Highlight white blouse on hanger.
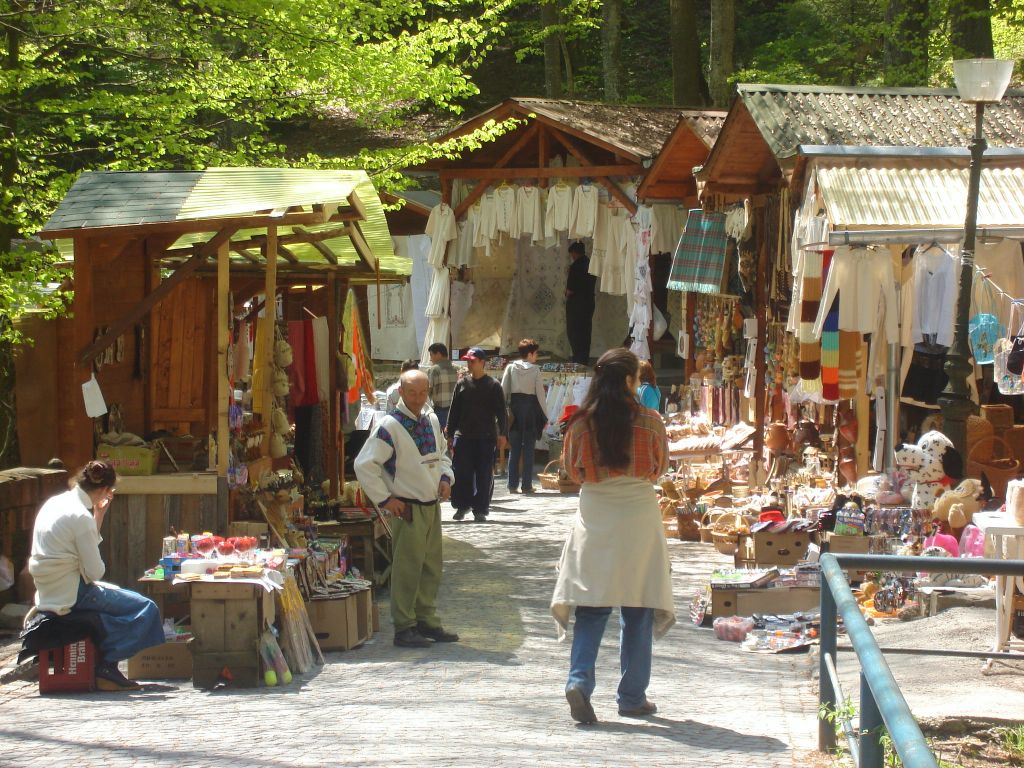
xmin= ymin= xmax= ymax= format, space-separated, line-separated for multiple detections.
xmin=811 ymin=246 xmax=898 ymax=339
xmin=569 ymin=184 xmax=599 ymax=239
xmin=544 ymin=183 xmax=573 ymax=238
xmin=494 ymin=185 xmax=519 ymax=239
xmin=910 ymin=243 xmax=958 ymax=346
xmin=424 ymin=203 xmax=457 ymax=268
xmin=517 ymin=186 xmax=544 ymax=243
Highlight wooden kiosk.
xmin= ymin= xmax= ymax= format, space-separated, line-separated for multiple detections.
xmin=32 ymin=168 xmax=404 ymax=584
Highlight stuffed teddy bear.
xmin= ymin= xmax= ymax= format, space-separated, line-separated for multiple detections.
xmin=930 ymin=478 xmax=985 ymax=536
xmin=894 ymin=430 xmax=964 ymax=511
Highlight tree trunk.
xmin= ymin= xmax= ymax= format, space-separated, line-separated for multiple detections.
xmin=602 ymin=0 xmax=622 ymax=103
xmin=670 ymin=0 xmax=705 ymax=107
xmin=708 ymin=0 xmax=735 ymax=107
xmin=542 ymin=0 xmax=562 ymax=98
xmin=949 ymin=0 xmax=994 ymax=58
xmin=884 ymin=0 xmax=930 ymax=86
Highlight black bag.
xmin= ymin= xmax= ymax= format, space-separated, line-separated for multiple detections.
xmin=1007 ymin=336 xmax=1024 ymax=376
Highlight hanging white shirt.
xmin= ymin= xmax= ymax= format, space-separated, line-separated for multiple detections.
xmin=569 ymin=184 xmax=599 ymax=239
xmin=424 ymin=203 xmax=457 ymax=268
xmin=494 ymin=185 xmax=519 ymax=239
xmin=812 ymin=246 xmax=898 ymax=339
xmin=517 ymin=186 xmax=544 ymax=243
xmin=545 ymin=183 xmax=573 ymax=238
xmin=910 ymin=244 xmax=958 ymax=346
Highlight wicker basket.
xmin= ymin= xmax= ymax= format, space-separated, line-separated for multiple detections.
xmin=966 ymin=415 xmax=995 ymax=463
xmin=676 ymin=508 xmax=702 ymax=542
xmin=712 ymin=530 xmax=739 ymax=555
xmin=982 ymin=403 xmax=1015 ymax=434
xmin=538 ymin=460 xmax=581 ymax=494
xmin=967 ymin=435 xmax=1021 ymax=499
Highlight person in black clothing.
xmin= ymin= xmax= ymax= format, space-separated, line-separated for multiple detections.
xmin=565 ymin=241 xmax=597 ymax=365
xmin=446 ymin=347 xmax=508 ymax=522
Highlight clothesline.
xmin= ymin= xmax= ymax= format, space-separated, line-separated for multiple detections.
xmin=974 ymin=265 xmax=1021 ymax=307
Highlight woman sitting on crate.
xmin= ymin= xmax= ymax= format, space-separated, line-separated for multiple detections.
xmin=551 ymin=348 xmax=675 ymax=725
xmin=26 ymin=460 xmax=164 ymax=690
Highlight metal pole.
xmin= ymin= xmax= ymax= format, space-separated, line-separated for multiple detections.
xmin=938 ymin=103 xmax=986 ymax=458
xmin=860 ymin=671 xmax=885 ymax=768
xmin=819 ymin=574 xmax=838 ymax=753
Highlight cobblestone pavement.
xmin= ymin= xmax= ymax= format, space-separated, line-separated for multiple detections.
xmin=0 ymin=486 xmax=824 ymax=768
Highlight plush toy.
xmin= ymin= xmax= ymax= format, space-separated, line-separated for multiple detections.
xmin=893 ymin=430 xmax=964 ymax=511
xmin=931 ymin=478 xmax=985 ymax=535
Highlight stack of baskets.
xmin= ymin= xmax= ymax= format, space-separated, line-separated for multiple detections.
xmin=708 ymin=510 xmax=751 ymax=555
xmin=538 ymin=459 xmax=581 ymax=494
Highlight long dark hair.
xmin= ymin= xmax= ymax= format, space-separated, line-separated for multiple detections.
xmin=571 ymin=348 xmax=639 ymax=469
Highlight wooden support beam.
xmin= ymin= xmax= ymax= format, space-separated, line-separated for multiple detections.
xmin=494 ymin=122 xmax=540 ymax=168
xmin=216 ymin=240 xmax=230 ymax=477
xmin=77 ymin=225 xmax=238 ymax=363
xmin=347 ymin=222 xmax=375 ymax=271
xmin=291 ymin=225 xmax=350 ymax=244
xmin=276 ymin=245 xmax=300 ymax=264
xmin=305 ymin=236 xmax=339 ymax=265
xmin=598 ymin=178 xmax=638 ymax=216
xmin=440 ymin=164 xmax=644 ymax=179
xmin=231 ymin=247 xmax=261 ymax=263
xmin=43 ymin=212 xmax=334 ymax=241
xmin=453 ymin=181 xmax=492 ymax=221
xmin=346 ymin=190 xmax=368 ymax=224
xmin=327 ymin=272 xmax=339 ymax=498
xmin=261 ymin=226 xmax=278 ymax=458
xmin=548 ymin=127 xmax=593 ymax=166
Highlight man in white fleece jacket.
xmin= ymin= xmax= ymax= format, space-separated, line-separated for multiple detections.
xmin=354 ymin=369 xmax=459 ymax=648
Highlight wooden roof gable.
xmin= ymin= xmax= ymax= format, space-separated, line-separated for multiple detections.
xmin=635 ymin=109 xmax=727 ymax=202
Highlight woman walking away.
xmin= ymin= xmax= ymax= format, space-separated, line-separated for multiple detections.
xmin=551 ymin=348 xmax=675 ymax=724
xmin=501 ymin=338 xmax=548 ymax=494
xmin=636 ymin=360 xmax=662 ymax=412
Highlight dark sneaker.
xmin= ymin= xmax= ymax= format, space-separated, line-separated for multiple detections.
xmin=453 ymin=508 xmax=469 ymax=521
xmin=95 ymin=662 xmax=141 ymax=691
xmin=618 ymin=700 xmax=657 ymax=717
xmin=394 ymin=628 xmax=433 ymax=648
xmin=473 ymin=515 xmax=488 ymax=523
xmin=416 ymin=624 xmax=459 ymax=643
xmin=507 ymin=487 xmax=519 ymax=494
xmin=566 ymin=686 xmax=597 ymax=724
xmin=521 ymin=487 xmax=536 ymax=494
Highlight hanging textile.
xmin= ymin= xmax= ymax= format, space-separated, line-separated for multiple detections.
xmin=651 ymin=204 xmax=685 ymax=256
xmin=501 ymin=237 xmax=571 ymax=358
xmin=599 ymin=209 xmax=627 ymax=296
xmin=252 ymin=315 xmax=271 ymax=419
xmin=368 ymin=282 xmax=419 ymax=361
xmin=449 ymin=280 xmax=475 ymax=347
xmin=232 ymin=321 xmax=251 ymax=382
xmin=344 ymin=289 xmax=375 ymax=405
xmin=287 ymin=320 xmax=308 ymax=406
xmin=425 ymin=266 xmax=450 ymax=317
xmin=517 ymin=185 xmax=544 ymax=244
xmin=797 ymin=250 xmax=824 ymax=394
xmin=420 ymin=316 xmax=451 ymax=366
xmin=449 ymin=219 xmax=474 ymax=268
xmin=425 ymin=203 xmax=457 ymax=268
xmin=494 ymin=184 xmax=519 ymax=239
xmin=629 ymin=214 xmax=653 ymax=361
xmin=454 ymin=278 xmax=510 ymax=349
xmin=975 ymin=239 xmax=1024 ymax=331
xmin=837 ymin=330 xmax=864 ymax=400
xmin=569 ymin=184 xmax=599 ymax=239
xmin=812 ymin=246 xmax=898 ymax=338
xmin=311 ymin=316 xmax=329 ymax=403
xmin=666 ymin=209 xmax=728 ymax=293
xmin=910 ymin=243 xmax=958 ymax=346
xmin=401 ymin=235 xmax=432 ymax=353
xmin=544 ymin=183 xmax=573 ymax=238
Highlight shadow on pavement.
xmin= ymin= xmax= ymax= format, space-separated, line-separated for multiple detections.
xmin=583 ymin=716 xmax=788 ymax=751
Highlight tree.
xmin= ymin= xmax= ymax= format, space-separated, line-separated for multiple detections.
xmin=709 ymin=0 xmax=736 ymax=107
xmin=670 ymin=0 xmax=707 ymax=106
xmin=602 ymin=0 xmax=623 ymax=102
xmin=884 ymin=0 xmax=931 ymax=86
xmin=950 ymin=0 xmax=995 ymax=57
xmin=542 ymin=0 xmax=564 ymax=96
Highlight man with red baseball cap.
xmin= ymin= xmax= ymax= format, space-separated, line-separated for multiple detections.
xmin=446 ymin=347 xmax=508 ymax=522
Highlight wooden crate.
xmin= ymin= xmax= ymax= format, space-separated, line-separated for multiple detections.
xmin=190 ymin=582 xmax=275 ymax=688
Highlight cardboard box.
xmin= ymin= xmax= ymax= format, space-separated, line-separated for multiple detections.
xmin=738 ymin=530 xmax=812 ymax=567
xmin=96 ymin=443 xmax=160 ymax=476
xmin=824 ymin=533 xmax=870 ymax=581
xmin=711 ymin=586 xmax=820 ymax=617
xmin=306 ymin=595 xmax=361 ymax=651
xmin=127 ymin=641 xmax=192 ymax=680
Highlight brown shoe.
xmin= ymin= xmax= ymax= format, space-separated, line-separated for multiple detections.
xmin=416 ymin=624 xmax=459 ymax=642
xmin=618 ymin=700 xmax=657 ymax=717
xmin=566 ymin=686 xmax=597 ymax=724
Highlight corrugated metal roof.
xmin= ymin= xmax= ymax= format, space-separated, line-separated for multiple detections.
xmin=43 ymin=168 xmax=403 ymax=274
xmin=738 ymin=84 xmax=1024 ymax=160
xmin=817 ymin=165 xmax=1024 ymax=228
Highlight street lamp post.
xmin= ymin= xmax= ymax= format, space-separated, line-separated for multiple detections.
xmin=939 ymin=58 xmax=1014 ymax=460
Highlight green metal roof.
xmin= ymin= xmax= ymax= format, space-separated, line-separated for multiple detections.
xmin=43 ymin=168 xmax=404 ymax=275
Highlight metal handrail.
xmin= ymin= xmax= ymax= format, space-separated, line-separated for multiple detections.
xmin=819 ymin=553 xmax=1024 ymax=768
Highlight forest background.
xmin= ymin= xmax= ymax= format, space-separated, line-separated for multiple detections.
xmin=0 ymin=0 xmax=1022 ymax=464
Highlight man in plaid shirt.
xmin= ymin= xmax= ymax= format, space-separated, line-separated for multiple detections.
xmin=427 ymin=343 xmax=459 ymax=430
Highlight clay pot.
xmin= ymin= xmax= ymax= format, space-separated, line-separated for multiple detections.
xmin=765 ymin=422 xmax=790 ymax=452
xmin=793 ymin=419 xmax=821 ymax=449
xmin=838 ymin=410 xmax=858 ymax=444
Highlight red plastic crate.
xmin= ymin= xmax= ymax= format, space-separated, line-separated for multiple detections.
xmin=39 ymin=639 xmax=96 ymax=693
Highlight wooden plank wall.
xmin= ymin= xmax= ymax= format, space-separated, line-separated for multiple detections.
xmin=100 ymin=492 xmax=221 ymax=586
xmin=150 ymin=275 xmax=212 ymax=438
xmin=13 ymin=316 xmax=59 ymax=467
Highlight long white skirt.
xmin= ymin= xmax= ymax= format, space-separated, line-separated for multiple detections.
xmin=551 ymin=476 xmax=676 ymax=641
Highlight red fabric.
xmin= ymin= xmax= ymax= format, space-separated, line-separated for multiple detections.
xmin=287 ymin=320 xmax=307 ymax=406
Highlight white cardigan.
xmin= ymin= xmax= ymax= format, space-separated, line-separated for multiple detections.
xmin=812 ymin=246 xmax=899 ymax=339
xmin=28 ymin=487 xmax=105 ymax=615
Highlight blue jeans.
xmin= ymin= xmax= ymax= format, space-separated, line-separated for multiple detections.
xmin=434 ymin=406 xmax=450 ymax=431
xmin=566 ymin=606 xmax=654 ymax=708
xmin=74 ymin=580 xmax=165 ymax=664
xmin=507 ymin=395 xmax=538 ymax=492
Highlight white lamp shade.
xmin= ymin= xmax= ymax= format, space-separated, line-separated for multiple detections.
xmin=953 ymin=59 xmax=1014 ymax=103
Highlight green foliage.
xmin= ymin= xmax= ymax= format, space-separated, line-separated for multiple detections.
xmin=1000 ymin=722 xmax=1024 ymax=762
xmin=0 ymin=0 xmax=515 ymax=346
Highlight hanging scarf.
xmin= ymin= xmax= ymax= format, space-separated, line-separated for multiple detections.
xmin=798 ymin=250 xmax=824 ymax=392
xmin=838 ymin=330 xmax=864 ymax=400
